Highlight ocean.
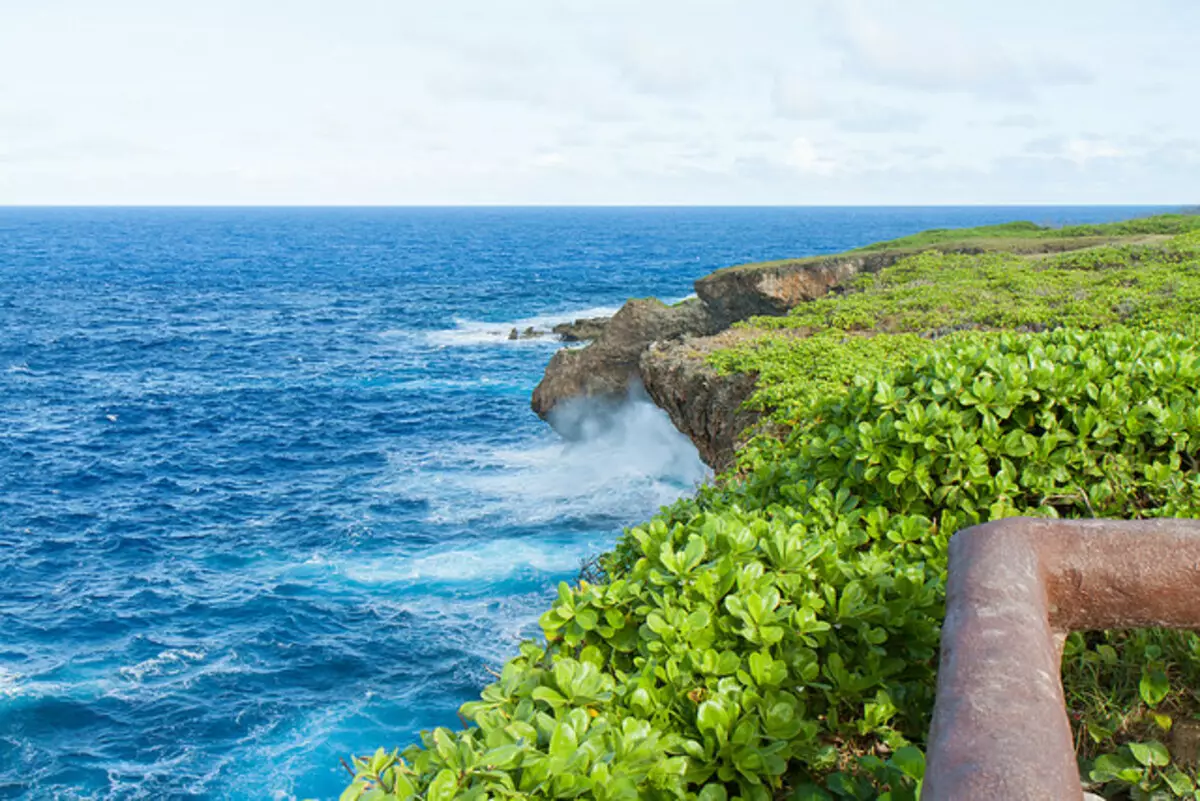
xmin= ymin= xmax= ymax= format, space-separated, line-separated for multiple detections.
xmin=0 ymin=206 xmax=1171 ymax=799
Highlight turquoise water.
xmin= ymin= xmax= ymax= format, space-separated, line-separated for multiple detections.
xmin=0 ymin=206 xmax=1171 ymax=799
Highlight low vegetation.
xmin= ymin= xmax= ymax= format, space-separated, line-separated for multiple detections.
xmin=852 ymin=212 xmax=1200 ymax=252
xmin=342 ymin=218 xmax=1200 ymax=800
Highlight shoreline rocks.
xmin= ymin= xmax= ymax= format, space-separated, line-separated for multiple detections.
xmin=552 ymin=316 xmax=609 ymax=342
xmin=506 ymin=316 xmax=612 ymax=343
xmin=531 ymin=251 xmax=909 ymax=467
xmin=531 ymin=298 xmax=715 ymax=428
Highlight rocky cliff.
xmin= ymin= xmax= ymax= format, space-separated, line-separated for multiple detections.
xmin=532 ymin=229 xmax=1144 ymax=467
xmin=531 ymin=250 xmax=908 ymax=467
xmin=693 ymin=251 xmax=905 ymax=328
xmin=530 ymin=297 xmax=715 ymax=429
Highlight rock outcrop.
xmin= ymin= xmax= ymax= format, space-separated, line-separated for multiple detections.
xmin=552 ymin=316 xmax=609 ymax=342
xmin=639 ymin=334 xmax=762 ymax=471
xmin=694 ymin=251 xmax=903 ymax=328
xmin=532 ymin=250 xmax=914 ymax=465
xmin=531 ymin=298 xmax=714 ymax=432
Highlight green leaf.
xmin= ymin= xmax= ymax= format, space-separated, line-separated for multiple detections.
xmin=1090 ymin=752 xmax=1142 ymax=783
xmin=1128 ymin=740 xmax=1170 ymax=767
xmin=531 ymin=686 xmax=567 ymax=708
xmin=697 ymin=700 xmax=729 ymax=734
xmin=426 ymin=769 xmax=458 ymax=801
xmin=549 ymin=721 xmax=578 ymax=759
xmin=431 ymin=728 xmax=456 ymax=765
xmin=890 ymin=746 xmax=925 ymax=781
xmin=575 ymin=608 xmax=599 ymax=630
xmin=1140 ymin=667 xmax=1170 ymax=708
xmin=391 ymin=774 xmax=417 ymax=799
xmin=1163 ymin=767 xmax=1196 ymax=795
xmin=339 ymin=780 xmax=369 ymax=801
xmin=481 ymin=744 xmax=523 ymax=769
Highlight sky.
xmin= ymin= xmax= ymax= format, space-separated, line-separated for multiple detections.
xmin=1 ymin=0 xmax=1197 ymax=205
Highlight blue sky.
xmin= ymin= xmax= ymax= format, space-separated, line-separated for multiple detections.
xmin=1 ymin=0 xmax=1196 ymax=204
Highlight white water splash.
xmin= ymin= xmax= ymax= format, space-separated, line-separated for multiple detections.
xmin=392 ymin=389 xmax=707 ymax=529
xmin=424 ymin=303 xmax=622 ymax=348
xmin=423 ymin=296 xmax=696 ymax=348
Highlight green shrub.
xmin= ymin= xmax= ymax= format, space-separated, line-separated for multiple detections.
xmin=715 ymin=232 xmax=1200 ymax=427
xmin=854 ymin=213 xmax=1200 ymax=252
xmin=342 ymin=326 xmax=1200 ymax=801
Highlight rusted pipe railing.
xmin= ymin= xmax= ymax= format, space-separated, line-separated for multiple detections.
xmin=924 ymin=517 xmax=1200 ymax=800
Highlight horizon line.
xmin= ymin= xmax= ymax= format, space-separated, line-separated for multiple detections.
xmin=0 ymin=202 xmax=1191 ymax=210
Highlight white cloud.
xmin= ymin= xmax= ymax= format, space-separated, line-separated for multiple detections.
xmin=531 ymin=152 xmax=568 ymax=169
xmin=771 ymin=75 xmax=834 ymax=120
xmin=784 ymin=137 xmax=839 ymax=175
xmin=617 ymin=37 xmax=711 ymax=95
xmin=995 ymin=113 xmax=1041 ymax=129
xmin=772 ymin=74 xmax=925 ymax=133
xmin=1024 ymin=135 xmax=1124 ymax=165
xmin=0 ymin=0 xmax=1195 ymax=204
xmin=825 ymin=1 xmax=1091 ymax=101
xmin=1064 ymin=138 xmax=1123 ymax=165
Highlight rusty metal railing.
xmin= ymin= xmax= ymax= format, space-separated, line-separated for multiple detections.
xmin=924 ymin=517 xmax=1200 ymax=800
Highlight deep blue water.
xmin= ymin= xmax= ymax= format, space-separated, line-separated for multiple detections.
xmin=0 ymin=206 xmax=1173 ymax=799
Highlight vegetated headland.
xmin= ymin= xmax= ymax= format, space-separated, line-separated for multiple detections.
xmin=344 ymin=211 xmax=1200 ymax=800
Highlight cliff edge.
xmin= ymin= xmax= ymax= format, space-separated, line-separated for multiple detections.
xmin=531 ymin=250 xmax=901 ymax=467
xmin=532 ymin=219 xmax=1192 ymax=469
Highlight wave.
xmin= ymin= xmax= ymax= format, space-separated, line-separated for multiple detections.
xmin=116 ymin=648 xmax=208 ymax=685
xmin=338 ymin=539 xmax=585 ymax=585
xmin=424 ymin=303 xmax=620 ymax=348
xmin=0 ymin=667 xmax=72 ymax=702
xmin=387 ymin=389 xmax=708 ymax=529
xmin=423 ymin=296 xmax=695 ymax=348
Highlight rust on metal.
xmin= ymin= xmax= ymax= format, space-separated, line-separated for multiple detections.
xmin=924 ymin=517 xmax=1200 ymax=801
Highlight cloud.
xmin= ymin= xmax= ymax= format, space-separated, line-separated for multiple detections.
xmin=772 ymin=73 xmax=925 ymax=133
xmin=530 ymin=151 xmax=567 ymax=169
xmin=1063 ymin=138 xmax=1123 ymax=165
xmin=995 ymin=113 xmax=1041 ymax=128
xmin=617 ymin=37 xmax=711 ymax=95
xmin=0 ymin=135 xmax=164 ymax=165
xmin=1024 ymin=135 xmax=1124 ymax=165
xmin=825 ymin=1 xmax=1092 ymax=101
xmin=1023 ymin=135 xmax=1065 ymax=155
xmin=894 ymin=144 xmax=943 ymax=160
xmin=835 ymin=106 xmax=926 ymax=133
xmin=783 ymin=137 xmax=839 ymax=175
xmin=771 ymin=75 xmax=834 ymax=120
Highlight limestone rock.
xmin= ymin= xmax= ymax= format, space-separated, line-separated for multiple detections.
xmin=639 ymin=335 xmax=762 ymax=472
xmin=694 ymin=251 xmax=903 ymax=328
xmin=531 ymin=298 xmax=714 ymax=430
xmin=551 ymin=316 xmax=609 ymax=342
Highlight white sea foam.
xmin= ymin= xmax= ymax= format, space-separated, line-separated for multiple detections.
xmin=424 ymin=304 xmax=620 ymax=348
xmin=0 ymin=668 xmax=22 ymax=697
xmin=117 ymin=648 xmax=208 ymax=684
xmin=424 ymin=297 xmax=693 ymax=348
xmin=390 ymin=388 xmax=708 ymax=529
xmin=0 ymin=667 xmax=68 ymax=700
xmin=340 ymin=539 xmax=584 ymax=585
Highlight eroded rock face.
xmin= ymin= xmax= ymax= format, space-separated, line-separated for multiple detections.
xmin=551 ymin=317 xmax=609 ymax=342
xmin=531 ymin=298 xmax=714 ymax=430
xmin=695 ymin=252 xmax=902 ymax=328
xmin=533 ymin=252 xmax=905 ymax=466
xmin=639 ymin=338 xmax=761 ymax=471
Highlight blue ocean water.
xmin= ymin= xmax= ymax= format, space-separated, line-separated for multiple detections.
xmin=0 ymin=206 xmax=1173 ymax=799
